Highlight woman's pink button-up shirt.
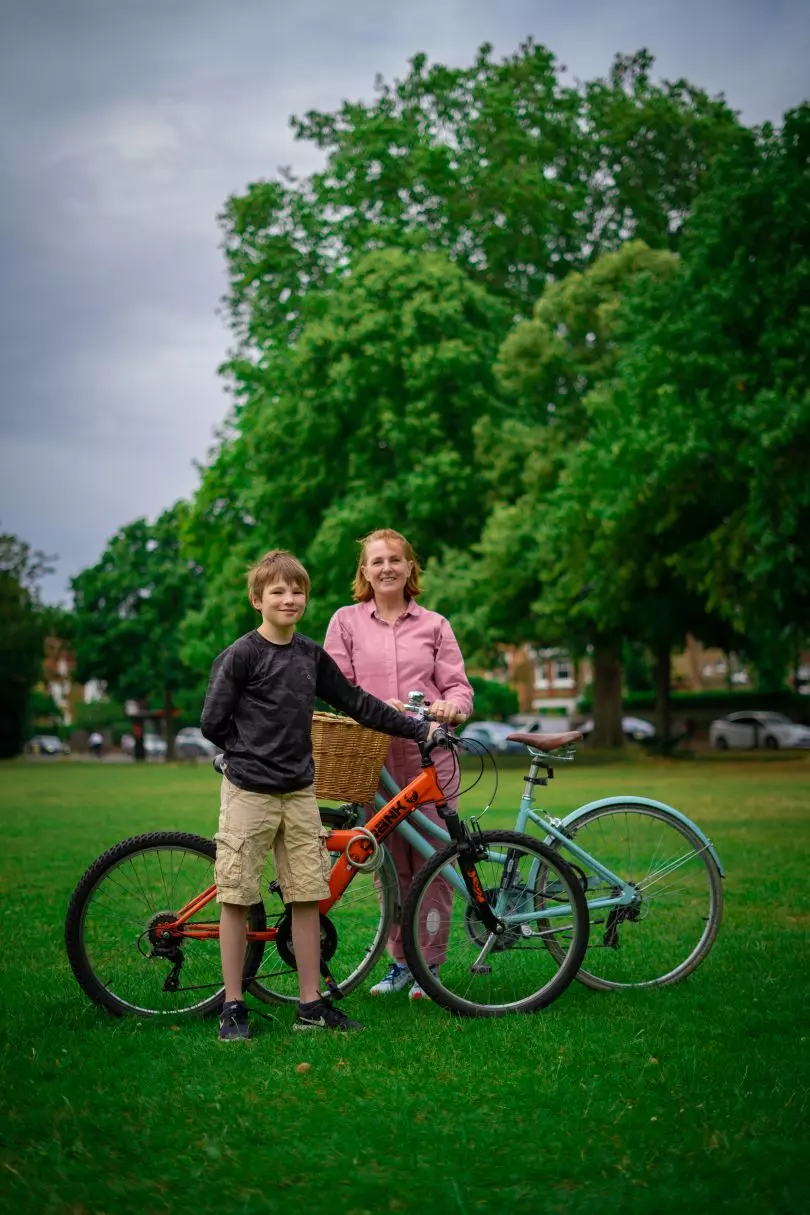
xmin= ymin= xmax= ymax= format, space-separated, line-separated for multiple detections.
xmin=323 ymin=599 xmax=474 ymax=716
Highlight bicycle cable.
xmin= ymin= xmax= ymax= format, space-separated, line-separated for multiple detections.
xmin=446 ymin=733 xmax=497 ymax=821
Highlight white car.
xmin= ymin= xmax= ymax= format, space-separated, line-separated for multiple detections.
xmin=173 ymin=727 xmax=221 ymax=760
xmin=579 ymin=716 xmax=656 ymax=743
xmin=25 ymin=734 xmax=70 ymax=756
xmin=709 ymin=711 xmax=810 ymax=751
xmin=459 ymin=722 xmax=525 ymax=754
xmin=121 ymin=733 xmax=168 ymax=759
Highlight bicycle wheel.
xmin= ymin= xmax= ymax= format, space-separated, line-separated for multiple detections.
xmin=401 ymin=830 xmax=588 ymax=1017
xmin=545 ymin=802 xmax=723 ymax=989
xmin=247 ymin=827 xmax=398 ymax=1005
xmin=65 ymin=832 xmax=266 ymax=1018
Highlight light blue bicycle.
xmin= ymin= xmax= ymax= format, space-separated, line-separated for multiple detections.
xmin=245 ymin=692 xmax=723 ymax=1008
xmin=390 ymin=699 xmax=724 ymax=995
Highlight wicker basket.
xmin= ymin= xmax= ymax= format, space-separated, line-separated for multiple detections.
xmin=311 ymin=712 xmax=391 ymax=803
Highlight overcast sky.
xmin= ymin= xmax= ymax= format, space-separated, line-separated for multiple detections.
xmin=2 ymin=0 xmax=808 ymax=602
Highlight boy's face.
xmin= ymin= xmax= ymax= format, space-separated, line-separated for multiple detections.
xmin=252 ymin=579 xmax=307 ymax=628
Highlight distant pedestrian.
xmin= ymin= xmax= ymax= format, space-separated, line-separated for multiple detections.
xmin=88 ymin=731 xmax=104 ymax=759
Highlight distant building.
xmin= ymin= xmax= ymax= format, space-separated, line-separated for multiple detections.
xmin=671 ymin=635 xmax=750 ymax=691
xmin=40 ymin=637 xmax=81 ymax=726
xmin=479 ymin=644 xmax=591 ymax=715
xmin=36 ymin=638 xmax=108 ymax=727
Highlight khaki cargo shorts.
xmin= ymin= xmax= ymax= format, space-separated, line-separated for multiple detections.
xmin=214 ymin=776 xmax=331 ymax=906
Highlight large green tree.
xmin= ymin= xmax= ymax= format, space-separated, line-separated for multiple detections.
xmin=427 ymin=241 xmax=678 ymax=745
xmin=0 ymin=531 xmax=52 ymax=758
xmin=183 ymin=247 xmax=508 ymax=662
xmin=531 ymin=104 xmax=810 ymax=726
xmin=222 ymin=43 xmax=738 ymax=353
xmin=72 ymin=504 xmax=204 ymax=751
xmin=186 ymin=42 xmax=740 ymax=700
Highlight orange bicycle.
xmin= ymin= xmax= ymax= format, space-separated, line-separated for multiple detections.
xmin=65 ymin=729 xmax=589 ymax=1019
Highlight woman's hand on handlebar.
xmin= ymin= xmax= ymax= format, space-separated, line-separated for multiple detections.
xmin=392 ymin=695 xmax=466 ymax=726
xmin=431 ymin=700 xmax=466 ymax=726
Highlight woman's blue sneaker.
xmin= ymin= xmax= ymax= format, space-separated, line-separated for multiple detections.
xmin=409 ymin=965 xmax=439 ymax=1001
xmin=369 ymin=962 xmax=412 ymax=995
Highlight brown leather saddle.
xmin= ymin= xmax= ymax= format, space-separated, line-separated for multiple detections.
xmin=506 ymin=730 xmax=583 ymax=751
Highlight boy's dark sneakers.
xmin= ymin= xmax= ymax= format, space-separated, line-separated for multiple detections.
xmin=219 ymin=999 xmax=252 ymax=1041
xmin=292 ymin=998 xmax=364 ymax=1032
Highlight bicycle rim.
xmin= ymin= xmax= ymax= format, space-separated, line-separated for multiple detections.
xmin=248 ymin=846 xmax=397 ymax=1005
xmin=66 ymin=833 xmax=264 ymax=1017
xmin=402 ymin=830 xmax=588 ymax=1017
xmin=550 ymin=803 xmax=723 ymax=989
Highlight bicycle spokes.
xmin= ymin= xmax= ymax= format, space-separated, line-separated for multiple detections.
xmin=79 ymin=843 xmax=228 ymax=1015
xmin=404 ymin=831 xmax=588 ymax=1015
xmin=557 ymin=804 xmax=723 ymax=988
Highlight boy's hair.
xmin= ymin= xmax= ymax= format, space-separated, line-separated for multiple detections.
xmin=247 ymin=550 xmax=311 ymax=603
xmin=352 ymin=529 xmax=422 ymax=603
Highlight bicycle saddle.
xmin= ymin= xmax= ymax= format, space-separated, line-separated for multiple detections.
xmin=506 ymin=730 xmax=583 ymax=750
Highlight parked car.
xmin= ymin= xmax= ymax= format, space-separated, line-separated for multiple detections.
xmin=459 ymin=722 xmax=525 ymax=755
xmin=173 ymin=727 xmax=221 ymax=760
xmin=121 ymin=733 xmax=168 ymax=759
xmin=509 ymin=714 xmax=572 ymax=734
xmin=709 ymin=711 xmax=810 ymax=751
xmin=24 ymin=734 xmax=70 ymax=756
xmin=579 ymin=716 xmax=656 ymax=743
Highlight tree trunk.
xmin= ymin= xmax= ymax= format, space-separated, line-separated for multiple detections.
xmin=164 ymin=686 xmax=176 ymax=759
xmin=591 ymin=640 xmax=624 ymax=749
xmin=655 ymin=642 xmax=672 ymax=746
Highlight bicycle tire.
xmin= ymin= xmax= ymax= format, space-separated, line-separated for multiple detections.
xmin=401 ymin=829 xmax=589 ymax=1017
xmin=247 ymin=843 xmax=399 ymax=1005
xmin=65 ymin=832 xmax=266 ymax=1018
xmin=545 ymin=802 xmax=724 ymax=990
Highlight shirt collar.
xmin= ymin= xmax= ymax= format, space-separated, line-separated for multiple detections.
xmin=366 ymin=597 xmax=420 ymax=621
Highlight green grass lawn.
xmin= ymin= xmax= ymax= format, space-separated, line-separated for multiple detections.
xmin=1 ymin=755 xmax=809 ymax=1214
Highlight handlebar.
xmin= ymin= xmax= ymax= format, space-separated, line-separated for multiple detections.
xmin=403 ymin=690 xmax=465 ymax=728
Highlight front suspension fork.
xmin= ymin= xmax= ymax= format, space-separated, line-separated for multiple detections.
xmin=442 ymin=809 xmax=504 ymax=937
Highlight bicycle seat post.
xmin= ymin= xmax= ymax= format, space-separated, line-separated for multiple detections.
xmin=523 ymin=752 xmax=553 ymax=805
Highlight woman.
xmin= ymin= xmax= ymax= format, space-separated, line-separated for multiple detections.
xmin=324 ymin=528 xmax=473 ymax=999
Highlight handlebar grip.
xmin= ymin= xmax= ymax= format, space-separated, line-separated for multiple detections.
xmin=431 ymin=725 xmax=457 ymax=750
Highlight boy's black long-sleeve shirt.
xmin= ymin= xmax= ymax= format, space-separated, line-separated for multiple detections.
xmin=201 ymin=630 xmax=429 ymax=794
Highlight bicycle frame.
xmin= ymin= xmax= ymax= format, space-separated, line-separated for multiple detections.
xmin=377 ymin=752 xmax=724 ymax=915
xmin=154 ymin=739 xmax=724 ymax=948
xmin=157 ymin=758 xmax=461 ymax=943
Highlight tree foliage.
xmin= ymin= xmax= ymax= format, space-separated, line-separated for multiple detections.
xmin=551 ymin=108 xmax=810 ymax=638
xmin=71 ymin=504 xmax=204 ymax=744
xmin=70 ymin=44 xmax=807 ymax=753
xmin=521 ymin=105 xmax=810 ymax=734
xmin=0 ymin=531 xmax=52 ymax=757
xmin=428 ymin=241 xmax=679 ymax=744
xmin=183 ymin=42 xmax=741 ymax=711
xmin=183 ymin=247 xmax=508 ymax=657
xmin=221 ymin=42 xmax=738 ymax=354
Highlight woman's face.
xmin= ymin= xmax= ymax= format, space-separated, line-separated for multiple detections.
xmin=362 ymin=539 xmax=413 ymax=599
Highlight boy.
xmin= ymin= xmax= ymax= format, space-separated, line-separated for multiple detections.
xmin=200 ymin=549 xmax=435 ymax=1040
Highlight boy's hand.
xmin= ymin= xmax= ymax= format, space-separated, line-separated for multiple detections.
xmin=386 ymin=698 xmax=407 ymax=712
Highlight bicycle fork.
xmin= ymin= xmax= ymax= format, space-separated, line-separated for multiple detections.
xmin=442 ymin=809 xmax=506 ymax=971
